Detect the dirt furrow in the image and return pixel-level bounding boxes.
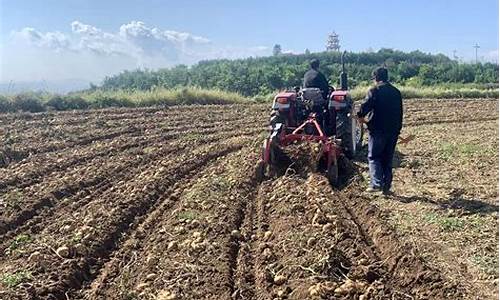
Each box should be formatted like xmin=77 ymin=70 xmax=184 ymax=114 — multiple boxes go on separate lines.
xmin=232 ymin=182 xmax=259 ymax=300
xmin=1 ymin=125 xmax=142 ymax=167
xmin=252 ymin=174 xmax=362 ymax=299
xmin=0 ymin=100 xmax=492 ymax=299
xmin=0 ymin=128 xmax=262 ymax=237
xmin=0 ymin=117 xmax=261 ymax=192
xmin=1 ymin=111 xmax=263 ymax=168
xmin=246 ymin=162 xmax=465 ymax=300
xmin=404 ymin=116 xmax=497 ymax=127
xmin=0 ymin=138 xmax=184 ymax=246
xmin=333 ymin=178 xmax=467 ymax=299
xmin=0 ymin=104 xmax=263 ymax=129
xmin=75 ymin=141 xmax=261 ymax=300
xmin=0 ymin=137 xmax=250 ymax=300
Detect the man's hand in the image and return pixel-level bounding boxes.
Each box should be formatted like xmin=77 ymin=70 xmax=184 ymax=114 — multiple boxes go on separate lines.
xmin=351 ymin=114 xmax=367 ymax=124
xmin=398 ymin=134 xmax=415 ymax=145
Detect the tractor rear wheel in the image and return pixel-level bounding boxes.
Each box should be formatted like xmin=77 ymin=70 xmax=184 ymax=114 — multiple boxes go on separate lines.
xmin=336 ymin=109 xmax=363 ymax=159
xmin=327 ymin=160 xmax=339 ymax=187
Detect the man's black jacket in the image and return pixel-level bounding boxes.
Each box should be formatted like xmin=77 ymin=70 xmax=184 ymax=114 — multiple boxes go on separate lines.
xmin=357 ymin=82 xmax=403 ymax=135
xmin=303 ymin=68 xmax=329 ymax=99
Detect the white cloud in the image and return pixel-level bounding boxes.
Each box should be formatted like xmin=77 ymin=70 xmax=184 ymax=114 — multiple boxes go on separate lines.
xmin=2 ymin=21 xmax=270 ymax=83
xmin=483 ymin=49 xmax=499 ymax=63
xmin=282 ymin=49 xmax=300 ymax=55
xmin=70 ymin=21 xmax=130 ymax=56
xmin=71 ymin=21 xmax=101 ymax=36
xmin=13 ymin=27 xmax=70 ymax=52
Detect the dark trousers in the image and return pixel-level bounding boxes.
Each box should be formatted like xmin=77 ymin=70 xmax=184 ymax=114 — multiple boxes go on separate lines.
xmin=368 ymin=132 xmax=398 ymax=191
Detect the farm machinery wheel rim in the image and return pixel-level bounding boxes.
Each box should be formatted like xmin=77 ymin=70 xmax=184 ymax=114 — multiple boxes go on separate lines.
xmin=354 ymin=117 xmax=364 ymax=151
xmin=351 ymin=116 xmax=358 ymax=155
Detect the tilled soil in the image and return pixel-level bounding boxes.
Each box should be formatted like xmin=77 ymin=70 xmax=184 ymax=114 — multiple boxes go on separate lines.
xmin=0 ymin=100 xmax=496 ymax=299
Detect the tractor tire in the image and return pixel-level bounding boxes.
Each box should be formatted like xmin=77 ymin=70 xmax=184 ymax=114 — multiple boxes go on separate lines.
xmin=270 ymin=110 xmax=286 ymax=127
xmin=255 ymin=160 xmax=266 ymax=182
xmin=327 ymin=160 xmax=339 ymax=187
xmin=336 ymin=109 xmax=363 ymax=159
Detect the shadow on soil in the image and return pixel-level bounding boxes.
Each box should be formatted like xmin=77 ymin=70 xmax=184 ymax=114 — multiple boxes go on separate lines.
xmin=393 ymin=188 xmax=498 ymax=215
xmin=352 ymin=143 xmax=406 ymax=169
xmin=353 ymin=144 xmax=497 ymax=215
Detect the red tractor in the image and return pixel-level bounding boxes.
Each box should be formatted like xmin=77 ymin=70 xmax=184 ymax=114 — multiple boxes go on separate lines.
xmin=257 ymin=52 xmax=363 ymax=186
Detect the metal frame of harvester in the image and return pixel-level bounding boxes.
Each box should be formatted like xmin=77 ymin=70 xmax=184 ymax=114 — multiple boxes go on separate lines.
xmin=257 ymin=52 xmax=360 ymax=186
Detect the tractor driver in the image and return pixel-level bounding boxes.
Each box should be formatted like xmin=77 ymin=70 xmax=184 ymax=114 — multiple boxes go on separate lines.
xmin=303 ymin=59 xmax=329 ymax=99
xmin=303 ymin=59 xmax=331 ymax=134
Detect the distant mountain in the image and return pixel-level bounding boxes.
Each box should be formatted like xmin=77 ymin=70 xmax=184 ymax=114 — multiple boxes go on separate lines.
xmin=0 ymin=79 xmax=92 ymax=94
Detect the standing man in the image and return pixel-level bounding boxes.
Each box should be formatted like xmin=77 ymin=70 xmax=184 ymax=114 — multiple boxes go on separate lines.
xmin=356 ymin=67 xmax=403 ymax=195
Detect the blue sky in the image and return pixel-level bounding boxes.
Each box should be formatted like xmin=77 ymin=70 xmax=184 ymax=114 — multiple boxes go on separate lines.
xmin=0 ymin=0 xmax=498 ymax=84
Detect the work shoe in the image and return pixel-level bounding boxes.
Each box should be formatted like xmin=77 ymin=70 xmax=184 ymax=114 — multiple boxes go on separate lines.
xmin=382 ymin=189 xmax=394 ymax=197
xmin=365 ymin=187 xmax=382 ymax=194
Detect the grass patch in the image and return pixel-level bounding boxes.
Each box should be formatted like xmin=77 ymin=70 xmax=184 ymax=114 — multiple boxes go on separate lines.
xmin=70 ymin=232 xmax=83 ymax=244
xmin=6 ymin=234 xmax=32 ymax=254
xmin=470 ymin=254 xmax=499 ymax=277
xmin=182 ymin=133 xmax=203 ymax=141
xmin=465 ymin=214 xmax=489 ymax=229
xmin=141 ymin=146 xmax=157 ymax=154
xmin=78 ymin=87 xmax=251 ymax=107
xmin=351 ymin=84 xmax=499 ymax=100
xmin=211 ymin=176 xmax=232 ymax=191
xmin=438 ymin=142 xmax=493 ymax=161
xmin=1 ymin=83 xmax=497 ymax=114
xmin=1 ymin=270 xmax=32 ymax=288
xmin=423 ymin=212 xmax=465 ymax=231
xmin=118 ymin=270 xmax=139 ymax=299
xmin=384 ymin=210 xmax=422 ymax=234
xmin=0 ymin=87 xmax=252 ymax=113
xmin=3 ymin=133 xmax=21 ymax=145
xmin=2 ymin=190 xmax=23 ymax=210
xmin=177 ymin=210 xmax=198 ymax=221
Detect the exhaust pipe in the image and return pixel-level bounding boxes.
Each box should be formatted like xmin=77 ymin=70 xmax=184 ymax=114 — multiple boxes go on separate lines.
xmin=340 ymin=51 xmax=348 ymax=91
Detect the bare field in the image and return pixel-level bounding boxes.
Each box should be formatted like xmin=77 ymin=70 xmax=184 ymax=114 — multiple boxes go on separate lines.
xmin=0 ymin=99 xmax=497 ymax=299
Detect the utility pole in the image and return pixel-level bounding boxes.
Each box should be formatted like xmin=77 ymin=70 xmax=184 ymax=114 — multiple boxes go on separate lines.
xmin=7 ymin=80 xmax=13 ymax=94
xmin=473 ymin=43 xmax=480 ymax=63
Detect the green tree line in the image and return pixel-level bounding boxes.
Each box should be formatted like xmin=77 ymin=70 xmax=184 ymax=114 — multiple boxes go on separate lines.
xmin=100 ymin=48 xmax=499 ymax=97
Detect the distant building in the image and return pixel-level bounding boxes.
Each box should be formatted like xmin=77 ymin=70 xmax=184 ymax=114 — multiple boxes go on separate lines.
xmin=273 ymin=44 xmax=282 ymax=56
xmin=326 ymin=31 xmax=340 ymax=52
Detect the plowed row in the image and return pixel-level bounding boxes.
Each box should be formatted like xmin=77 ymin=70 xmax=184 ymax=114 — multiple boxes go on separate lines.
xmin=0 ymin=99 xmax=496 ymax=299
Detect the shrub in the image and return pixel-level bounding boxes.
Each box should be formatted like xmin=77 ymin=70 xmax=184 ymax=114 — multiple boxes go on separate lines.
xmin=0 ymin=95 xmax=13 ymax=113
xmin=46 ymin=96 xmax=65 ymax=110
xmin=11 ymin=94 xmax=45 ymax=113
xmin=46 ymin=95 xmax=89 ymax=111
xmin=87 ymin=94 xmax=135 ymax=108
xmin=351 ymin=84 xmax=499 ymax=100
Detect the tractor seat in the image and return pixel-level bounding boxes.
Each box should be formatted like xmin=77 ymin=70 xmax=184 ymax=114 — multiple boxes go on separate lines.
xmin=301 ymin=88 xmax=325 ymax=105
